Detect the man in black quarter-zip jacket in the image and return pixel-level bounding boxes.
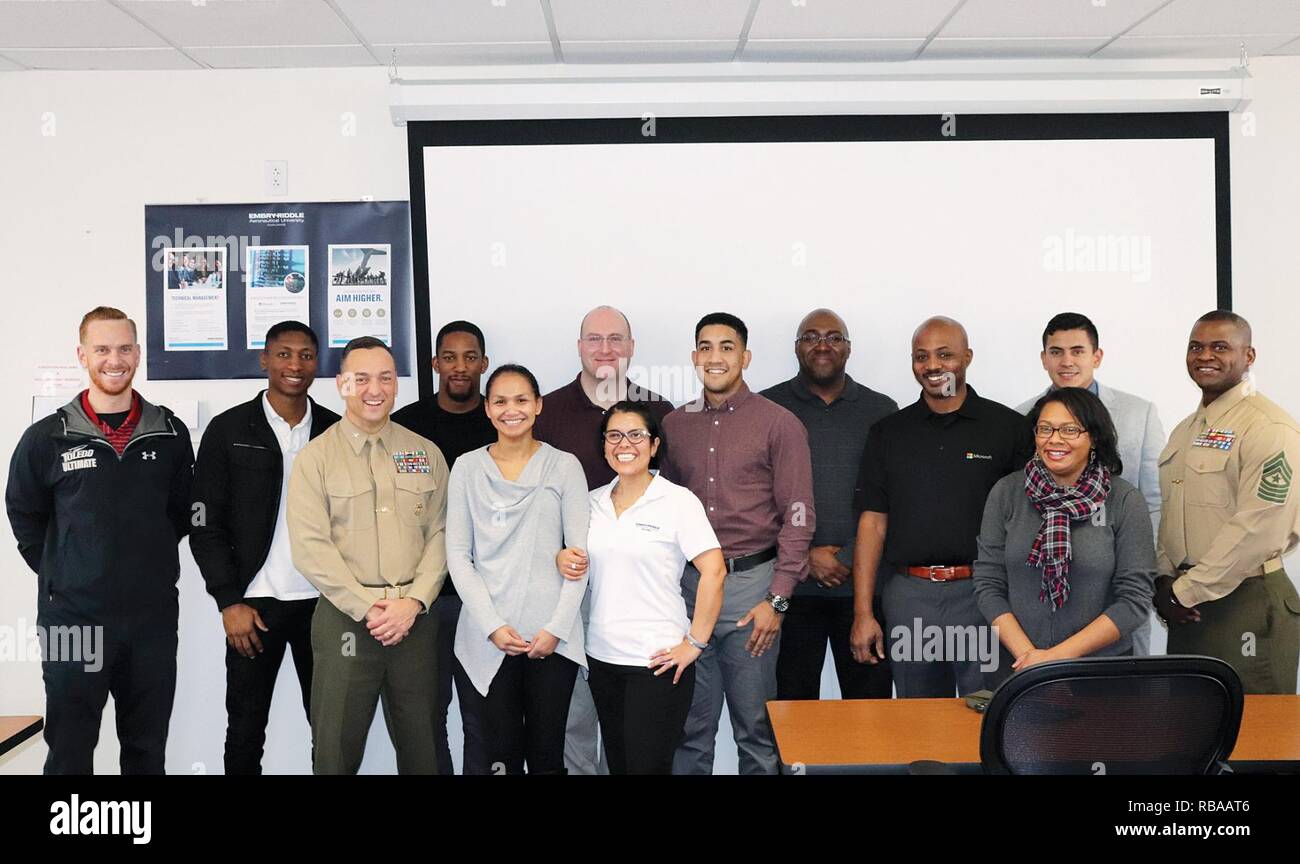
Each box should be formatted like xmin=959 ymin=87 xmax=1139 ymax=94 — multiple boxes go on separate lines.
xmin=189 ymin=321 xmax=339 ymax=774
xmin=6 ymin=307 xmax=194 ymax=775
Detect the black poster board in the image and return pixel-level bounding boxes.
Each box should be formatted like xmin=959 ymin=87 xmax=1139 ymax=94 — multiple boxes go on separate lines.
xmin=144 ymin=200 xmax=413 ymax=380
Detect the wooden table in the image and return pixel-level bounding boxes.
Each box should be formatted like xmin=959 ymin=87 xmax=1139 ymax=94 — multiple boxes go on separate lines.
xmin=768 ymin=695 xmax=1300 ymax=774
xmin=0 ymin=716 xmax=43 ymax=758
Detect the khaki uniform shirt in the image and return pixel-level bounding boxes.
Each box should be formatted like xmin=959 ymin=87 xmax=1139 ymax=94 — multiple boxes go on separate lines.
xmin=288 ymin=414 xmax=449 ymax=621
xmin=1157 ymin=379 xmax=1300 ymax=607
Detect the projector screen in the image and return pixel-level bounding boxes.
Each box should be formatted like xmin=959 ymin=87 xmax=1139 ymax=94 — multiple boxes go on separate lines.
xmin=408 ymin=113 xmax=1228 ymax=461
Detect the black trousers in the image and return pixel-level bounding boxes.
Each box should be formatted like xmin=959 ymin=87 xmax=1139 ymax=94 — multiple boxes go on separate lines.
xmin=224 ymin=596 xmax=316 ymax=775
xmin=776 ymin=593 xmax=893 ymax=700
xmin=41 ymin=623 xmax=177 ymax=775
xmin=453 ymin=652 xmax=577 ymax=775
xmin=434 ymin=594 xmax=488 ymax=775
xmin=587 ymin=655 xmax=695 ymax=775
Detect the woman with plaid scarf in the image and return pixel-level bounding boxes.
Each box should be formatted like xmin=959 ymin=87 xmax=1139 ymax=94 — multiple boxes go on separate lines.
xmin=973 ymin=388 xmax=1156 ymax=679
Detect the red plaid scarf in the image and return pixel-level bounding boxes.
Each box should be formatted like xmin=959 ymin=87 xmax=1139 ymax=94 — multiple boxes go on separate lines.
xmin=1023 ymin=455 xmax=1110 ymax=610
xmin=80 ymin=390 xmax=141 ymax=455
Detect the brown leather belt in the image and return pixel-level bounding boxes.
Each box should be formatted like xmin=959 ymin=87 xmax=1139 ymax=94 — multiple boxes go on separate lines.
xmin=905 ymin=565 xmax=972 ymax=582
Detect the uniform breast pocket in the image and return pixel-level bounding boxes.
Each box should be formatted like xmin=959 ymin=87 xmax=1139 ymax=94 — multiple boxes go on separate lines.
xmin=394 ymin=473 xmax=436 ymax=527
xmin=326 ymin=477 xmax=375 ymax=531
xmin=1185 ymin=449 xmax=1234 ymax=509
xmin=1157 ymin=446 xmax=1178 ymax=506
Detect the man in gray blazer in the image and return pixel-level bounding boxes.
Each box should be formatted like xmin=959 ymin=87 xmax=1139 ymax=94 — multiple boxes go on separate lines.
xmin=1017 ymin=312 xmax=1165 ymax=655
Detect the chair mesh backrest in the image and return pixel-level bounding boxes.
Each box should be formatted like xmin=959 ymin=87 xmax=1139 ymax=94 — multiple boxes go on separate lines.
xmin=992 ymin=672 xmax=1234 ymax=775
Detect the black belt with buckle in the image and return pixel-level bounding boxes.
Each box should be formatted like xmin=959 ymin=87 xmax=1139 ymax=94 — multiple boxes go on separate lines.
xmin=726 ymin=547 xmax=777 ymax=573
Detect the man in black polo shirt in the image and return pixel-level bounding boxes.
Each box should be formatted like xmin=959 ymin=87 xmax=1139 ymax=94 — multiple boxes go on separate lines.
xmin=533 ymin=304 xmax=672 ymax=775
xmin=392 ymin=319 xmax=495 ymax=774
xmin=762 ymin=308 xmax=897 ymax=700
xmin=849 ymin=316 xmax=1033 ymax=697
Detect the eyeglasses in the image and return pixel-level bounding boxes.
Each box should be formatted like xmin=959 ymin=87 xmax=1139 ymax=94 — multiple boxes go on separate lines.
xmin=582 ymin=335 xmax=628 ymax=348
xmin=1033 ymin=423 xmax=1088 ymax=440
xmin=796 ymin=333 xmax=848 ymax=347
xmin=603 ymin=429 xmax=652 ymax=445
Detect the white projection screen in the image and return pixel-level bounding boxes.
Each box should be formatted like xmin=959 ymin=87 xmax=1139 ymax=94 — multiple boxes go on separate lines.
xmin=408 ymin=114 xmax=1229 ymax=432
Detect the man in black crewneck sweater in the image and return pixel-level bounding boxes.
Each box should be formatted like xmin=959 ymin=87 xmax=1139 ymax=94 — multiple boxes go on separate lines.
xmin=392 ymin=320 xmax=495 ymax=774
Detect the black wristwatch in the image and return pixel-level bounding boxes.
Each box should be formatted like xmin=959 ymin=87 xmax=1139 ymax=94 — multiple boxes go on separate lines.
xmin=765 ymin=592 xmax=790 ymax=614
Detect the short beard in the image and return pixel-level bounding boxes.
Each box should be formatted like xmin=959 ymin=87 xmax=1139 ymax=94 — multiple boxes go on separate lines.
xmin=442 ymin=385 xmax=475 ymax=403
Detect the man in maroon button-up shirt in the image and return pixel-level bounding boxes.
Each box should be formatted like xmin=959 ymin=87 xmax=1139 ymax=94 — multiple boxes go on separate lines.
xmin=660 ymin=312 xmax=815 ymax=775
xmin=533 ymin=305 xmax=673 ymax=776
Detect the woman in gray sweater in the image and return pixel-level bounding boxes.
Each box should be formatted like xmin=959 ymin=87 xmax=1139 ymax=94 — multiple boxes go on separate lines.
xmin=446 ymin=364 xmax=590 ymax=775
xmin=974 ymin=388 xmax=1155 ymax=678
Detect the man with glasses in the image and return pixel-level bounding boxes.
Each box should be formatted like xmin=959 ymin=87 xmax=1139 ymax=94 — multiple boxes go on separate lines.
xmin=534 ymin=305 xmax=673 ymax=774
xmin=761 ymin=309 xmax=897 ymax=701
xmin=849 ymin=317 xmax=1034 ymax=697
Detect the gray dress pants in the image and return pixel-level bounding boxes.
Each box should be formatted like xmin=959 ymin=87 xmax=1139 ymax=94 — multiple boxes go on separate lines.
xmin=673 ymin=559 xmax=780 ymax=775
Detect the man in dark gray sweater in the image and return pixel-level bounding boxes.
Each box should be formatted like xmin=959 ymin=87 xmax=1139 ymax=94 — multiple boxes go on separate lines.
xmin=762 ymin=308 xmax=897 ymax=700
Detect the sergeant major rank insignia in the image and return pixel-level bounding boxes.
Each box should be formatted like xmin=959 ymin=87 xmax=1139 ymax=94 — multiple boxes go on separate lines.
xmin=1257 ymin=451 xmax=1292 ymax=504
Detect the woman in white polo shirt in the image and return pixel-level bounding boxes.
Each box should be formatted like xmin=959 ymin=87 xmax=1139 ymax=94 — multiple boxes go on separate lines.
xmin=559 ymin=400 xmax=726 ymax=775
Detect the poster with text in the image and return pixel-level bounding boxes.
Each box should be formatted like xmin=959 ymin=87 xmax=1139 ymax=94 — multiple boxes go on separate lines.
xmin=246 ymin=245 xmax=309 ymax=348
xmin=162 ymin=247 xmax=228 ymax=351
xmin=327 ymin=244 xmax=392 ymax=347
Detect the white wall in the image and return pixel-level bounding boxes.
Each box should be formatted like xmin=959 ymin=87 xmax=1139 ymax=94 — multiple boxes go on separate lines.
xmin=2 ymin=59 xmax=1298 ymax=775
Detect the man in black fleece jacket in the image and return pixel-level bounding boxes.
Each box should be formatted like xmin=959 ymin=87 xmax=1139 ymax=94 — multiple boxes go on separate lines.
xmin=6 ymin=307 xmax=194 ymax=774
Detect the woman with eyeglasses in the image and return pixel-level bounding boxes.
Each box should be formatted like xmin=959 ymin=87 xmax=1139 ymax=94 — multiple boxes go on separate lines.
xmin=973 ymin=388 xmax=1155 ymax=677
xmin=556 ymin=400 xmax=726 ymax=775
xmin=446 ymin=364 xmax=590 ymax=775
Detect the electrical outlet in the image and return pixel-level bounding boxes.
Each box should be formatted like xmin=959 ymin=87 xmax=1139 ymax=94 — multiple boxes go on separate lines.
xmin=266 ymin=160 xmax=287 ymax=196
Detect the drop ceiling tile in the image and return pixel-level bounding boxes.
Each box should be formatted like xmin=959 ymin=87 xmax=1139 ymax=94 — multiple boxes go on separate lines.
xmin=743 ymin=37 xmax=924 ymax=61
xmin=0 ymin=0 xmax=166 ymax=48
xmin=923 ymin=36 xmax=1108 ymax=58
xmin=376 ymin=42 xmax=556 ymax=65
xmin=335 ymin=0 xmax=551 ymax=44
xmin=186 ymin=43 xmax=376 ymax=67
xmin=2 ymin=47 xmax=199 ymax=69
xmin=550 ymin=0 xmax=753 ymax=41
xmin=748 ymin=0 xmax=959 ymax=40
xmin=118 ymin=0 xmax=358 ymax=48
xmin=1130 ymin=0 xmax=1300 ymax=37
xmin=561 ymin=39 xmax=740 ymax=62
xmin=942 ymin=0 xmax=1170 ymax=38
xmin=1095 ymin=33 xmax=1296 ymax=58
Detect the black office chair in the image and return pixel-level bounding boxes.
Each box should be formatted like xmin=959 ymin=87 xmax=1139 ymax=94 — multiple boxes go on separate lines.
xmin=980 ymin=655 xmax=1243 ymax=775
